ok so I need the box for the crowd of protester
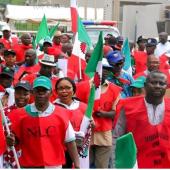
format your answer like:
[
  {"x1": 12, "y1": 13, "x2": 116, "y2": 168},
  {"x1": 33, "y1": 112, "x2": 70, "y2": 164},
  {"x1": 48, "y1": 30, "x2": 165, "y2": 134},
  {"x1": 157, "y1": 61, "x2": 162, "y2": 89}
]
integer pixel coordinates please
[{"x1": 0, "y1": 23, "x2": 170, "y2": 168}]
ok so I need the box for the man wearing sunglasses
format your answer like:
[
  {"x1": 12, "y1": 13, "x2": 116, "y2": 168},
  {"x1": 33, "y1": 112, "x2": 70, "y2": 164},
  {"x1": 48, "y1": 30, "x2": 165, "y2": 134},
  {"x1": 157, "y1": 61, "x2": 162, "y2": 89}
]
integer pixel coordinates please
[{"x1": 106, "y1": 50, "x2": 134, "y2": 98}]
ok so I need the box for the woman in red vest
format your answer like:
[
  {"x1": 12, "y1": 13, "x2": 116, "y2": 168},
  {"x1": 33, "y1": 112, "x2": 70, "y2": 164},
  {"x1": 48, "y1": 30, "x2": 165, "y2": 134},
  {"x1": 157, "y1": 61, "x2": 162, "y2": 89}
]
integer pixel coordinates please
[{"x1": 54, "y1": 77, "x2": 90, "y2": 169}]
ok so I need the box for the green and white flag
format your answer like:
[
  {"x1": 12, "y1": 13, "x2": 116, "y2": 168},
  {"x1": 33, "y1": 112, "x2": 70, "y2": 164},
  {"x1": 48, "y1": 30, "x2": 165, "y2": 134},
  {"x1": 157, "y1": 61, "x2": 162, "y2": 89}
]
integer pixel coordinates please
[
  {"x1": 115, "y1": 132, "x2": 137, "y2": 168},
  {"x1": 122, "y1": 38, "x2": 132, "y2": 76},
  {"x1": 49, "y1": 22, "x2": 60, "y2": 38},
  {"x1": 35, "y1": 15, "x2": 49, "y2": 46}
]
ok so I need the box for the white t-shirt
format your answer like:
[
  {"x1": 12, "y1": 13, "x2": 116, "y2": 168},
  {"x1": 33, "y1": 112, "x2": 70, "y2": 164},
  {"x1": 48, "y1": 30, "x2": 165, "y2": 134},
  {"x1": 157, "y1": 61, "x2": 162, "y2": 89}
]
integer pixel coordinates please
[{"x1": 155, "y1": 41, "x2": 170, "y2": 57}]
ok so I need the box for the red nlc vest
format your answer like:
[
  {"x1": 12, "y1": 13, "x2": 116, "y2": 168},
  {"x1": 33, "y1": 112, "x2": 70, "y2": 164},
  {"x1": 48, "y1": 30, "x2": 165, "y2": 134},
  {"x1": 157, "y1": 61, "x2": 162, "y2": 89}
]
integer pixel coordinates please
[
  {"x1": 14, "y1": 106, "x2": 69, "y2": 167},
  {"x1": 124, "y1": 96, "x2": 170, "y2": 168},
  {"x1": 0, "y1": 114, "x2": 6, "y2": 155},
  {"x1": 93, "y1": 83, "x2": 121, "y2": 132},
  {"x1": 69, "y1": 102, "x2": 87, "y2": 131}
]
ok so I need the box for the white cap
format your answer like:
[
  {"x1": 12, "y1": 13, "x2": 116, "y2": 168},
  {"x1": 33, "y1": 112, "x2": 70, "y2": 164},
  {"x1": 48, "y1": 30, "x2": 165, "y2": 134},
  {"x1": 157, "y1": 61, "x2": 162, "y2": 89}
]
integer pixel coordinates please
[{"x1": 2, "y1": 25, "x2": 11, "y2": 31}]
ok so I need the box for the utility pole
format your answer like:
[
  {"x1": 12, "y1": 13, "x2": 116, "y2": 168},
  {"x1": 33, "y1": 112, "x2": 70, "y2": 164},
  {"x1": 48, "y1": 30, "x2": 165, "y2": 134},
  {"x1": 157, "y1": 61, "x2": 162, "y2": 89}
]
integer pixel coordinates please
[{"x1": 113, "y1": 0, "x2": 120, "y2": 22}]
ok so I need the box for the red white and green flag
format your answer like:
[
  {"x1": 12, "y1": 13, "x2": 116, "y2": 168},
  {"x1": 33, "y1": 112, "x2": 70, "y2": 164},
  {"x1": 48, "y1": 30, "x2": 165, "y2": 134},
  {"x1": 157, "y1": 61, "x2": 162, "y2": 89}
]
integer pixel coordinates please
[
  {"x1": 79, "y1": 32, "x2": 103, "y2": 167},
  {"x1": 72, "y1": 16, "x2": 92, "y2": 60},
  {"x1": 71, "y1": 16, "x2": 92, "y2": 79},
  {"x1": 80, "y1": 31, "x2": 103, "y2": 132}
]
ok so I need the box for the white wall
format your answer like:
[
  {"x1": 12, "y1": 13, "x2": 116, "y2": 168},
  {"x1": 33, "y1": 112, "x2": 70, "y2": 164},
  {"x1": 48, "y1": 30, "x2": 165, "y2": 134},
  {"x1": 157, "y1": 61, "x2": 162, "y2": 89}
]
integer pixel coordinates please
[{"x1": 122, "y1": 4, "x2": 162, "y2": 41}]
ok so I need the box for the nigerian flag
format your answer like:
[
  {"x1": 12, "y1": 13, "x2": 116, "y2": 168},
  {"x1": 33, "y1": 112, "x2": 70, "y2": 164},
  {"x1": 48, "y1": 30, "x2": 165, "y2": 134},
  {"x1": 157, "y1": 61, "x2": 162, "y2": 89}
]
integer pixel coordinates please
[
  {"x1": 80, "y1": 31, "x2": 103, "y2": 133},
  {"x1": 72, "y1": 15, "x2": 92, "y2": 60}
]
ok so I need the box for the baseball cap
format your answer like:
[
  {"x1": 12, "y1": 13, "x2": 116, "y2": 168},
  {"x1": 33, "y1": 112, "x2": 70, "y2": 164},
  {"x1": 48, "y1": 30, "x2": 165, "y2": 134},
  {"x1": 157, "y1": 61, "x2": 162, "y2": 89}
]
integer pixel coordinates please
[
  {"x1": 146, "y1": 38, "x2": 157, "y2": 47},
  {"x1": 2, "y1": 25, "x2": 11, "y2": 31},
  {"x1": 137, "y1": 36, "x2": 147, "y2": 44},
  {"x1": 33, "y1": 76, "x2": 52, "y2": 90},
  {"x1": 4, "y1": 49, "x2": 16, "y2": 56},
  {"x1": 43, "y1": 36, "x2": 52, "y2": 45},
  {"x1": 106, "y1": 51, "x2": 124, "y2": 64},
  {"x1": 39, "y1": 54, "x2": 56, "y2": 67},
  {"x1": 130, "y1": 76, "x2": 146, "y2": 88},
  {"x1": 0, "y1": 67, "x2": 14, "y2": 78},
  {"x1": 15, "y1": 81, "x2": 31, "y2": 91},
  {"x1": 117, "y1": 36, "x2": 124, "y2": 42}
]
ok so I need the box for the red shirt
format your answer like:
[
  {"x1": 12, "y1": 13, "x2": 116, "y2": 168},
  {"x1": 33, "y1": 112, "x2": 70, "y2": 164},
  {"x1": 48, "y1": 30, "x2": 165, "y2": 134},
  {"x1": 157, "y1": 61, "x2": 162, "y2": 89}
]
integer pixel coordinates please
[
  {"x1": 14, "y1": 64, "x2": 40, "y2": 85},
  {"x1": 52, "y1": 43, "x2": 62, "y2": 50},
  {"x1": 133, "y1": 50, "x2": 147, "y2": 75},
  {"x1": 13, "y1": 43, "x2": 32, "y2": 62},
  {"x1": 159, "y1": 53, "x2": 170, "y2": 70},
  {"x1": 0, "y1": 37, "x2": 18, "y2": 49}
]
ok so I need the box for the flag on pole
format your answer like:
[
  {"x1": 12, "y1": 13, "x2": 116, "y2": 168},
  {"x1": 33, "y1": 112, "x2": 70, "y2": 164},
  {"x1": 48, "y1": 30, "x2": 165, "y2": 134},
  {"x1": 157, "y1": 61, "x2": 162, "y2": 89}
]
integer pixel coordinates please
[
  {"x1": 35, "y1": 15, "x2": 49, "y2": 45},
  {"x1": 122, "y1": 38, "x2": 132, "y2": 76},
  {"x1": 72, "y1": 16, "x2": 92, "y2": 60},
  {"x1": 49, "y1": 22, "x2": 60, "y2": 38},
  {"x1": 115, "y1": 132, "x2": 137, "y2": 168},
  {"x1": 71, "y1": 16, "x2": 92, "y2": 79},
  {"x1": 80, "y1": 31, "x2": 103, "y2": 132},
  {"x1": 70, "y1": 0, "x2": 78, "y2": 33},
  {"x1": 79, "y1": 32, "x2": 103, "y2": 167}
]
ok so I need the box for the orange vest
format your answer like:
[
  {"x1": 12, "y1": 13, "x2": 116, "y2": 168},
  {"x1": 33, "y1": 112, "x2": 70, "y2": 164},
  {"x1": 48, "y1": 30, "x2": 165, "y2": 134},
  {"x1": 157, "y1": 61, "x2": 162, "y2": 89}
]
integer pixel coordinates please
[
  {"x1": 124, "y1": 96, "x2": 170, "y2": 168},
  {"x1": 10, "y1": 105, "x2": 69, "y2": 167}
]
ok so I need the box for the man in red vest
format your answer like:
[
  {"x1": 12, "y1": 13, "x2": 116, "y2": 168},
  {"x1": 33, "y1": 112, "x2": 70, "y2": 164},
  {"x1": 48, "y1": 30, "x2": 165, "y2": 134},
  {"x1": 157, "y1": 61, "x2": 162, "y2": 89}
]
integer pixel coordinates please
[
  {"x1": 7, "y1": 76, "x2": 80, "y2": 168},
  {"x1": 113, "y1": 70, "x2": 170, "y2": 168}
]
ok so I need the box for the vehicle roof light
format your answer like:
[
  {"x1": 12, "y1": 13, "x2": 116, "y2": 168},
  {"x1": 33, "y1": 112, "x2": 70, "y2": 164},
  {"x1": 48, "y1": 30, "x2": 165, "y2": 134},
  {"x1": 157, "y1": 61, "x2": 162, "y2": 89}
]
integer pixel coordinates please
[{"x1": 82, "y1": 20, "x2": 117, "y2": 26}]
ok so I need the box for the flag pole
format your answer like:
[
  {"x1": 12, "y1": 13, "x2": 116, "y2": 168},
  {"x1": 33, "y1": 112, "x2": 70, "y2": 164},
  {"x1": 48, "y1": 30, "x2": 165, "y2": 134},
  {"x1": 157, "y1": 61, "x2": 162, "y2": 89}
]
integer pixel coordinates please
[
  {"x1": 0, "y1": 100, "x2": 20, "y2": 168},
  {"x1": 79, "y1": 56, "x2": 82, "y2": 80}
]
